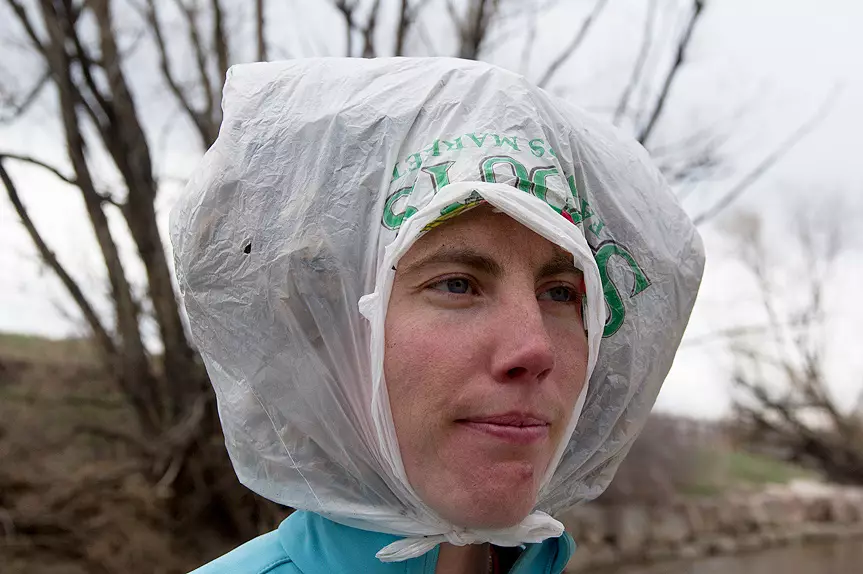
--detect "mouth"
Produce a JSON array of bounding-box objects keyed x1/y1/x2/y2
[{"x1": 456, "y1": 412, "x2": 551, "y2": 445}]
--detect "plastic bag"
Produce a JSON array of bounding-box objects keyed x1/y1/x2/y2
[{"x1": 170, "y1": 57, "x2": 705, "y2": 561}]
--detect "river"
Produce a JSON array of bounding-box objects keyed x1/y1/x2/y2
[{"x1": 588, "y1": 538, "x2": 863, "y2": 574}]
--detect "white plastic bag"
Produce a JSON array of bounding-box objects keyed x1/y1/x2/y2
[{"x1": 170, "y1": 57, "x2": 704, "y2": 561}]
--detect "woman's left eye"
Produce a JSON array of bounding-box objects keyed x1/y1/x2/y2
[
  {"x1": 538, "y1": 285, "x2": 579, "y2": 303},
  {"x1": 429, "y1": 277, "x2": 473, "y2": 295}
]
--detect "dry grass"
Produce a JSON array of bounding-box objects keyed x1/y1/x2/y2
[{"x1": 0, "y1": 333, "x2": 209, "y2": 573}]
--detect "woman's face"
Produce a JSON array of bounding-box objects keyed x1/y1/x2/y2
[{"x1": 384, "y1": 204, "x2": 590, "y2": 528}]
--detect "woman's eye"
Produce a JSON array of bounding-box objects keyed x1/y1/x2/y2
[
  {"x1": 538, "y1": 285, "x2": 579, "y2": 303},
  {"x1": 430, "y1": 277, "x2": 472, "y2": 295}
]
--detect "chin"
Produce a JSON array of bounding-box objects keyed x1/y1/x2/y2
[{"x1": 435, "y1": 482, "x2": 538, "y2": 529}]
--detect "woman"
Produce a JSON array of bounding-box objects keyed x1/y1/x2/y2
[{"x1": 171, "y1": 57, "x2": 704, "y2": 573}]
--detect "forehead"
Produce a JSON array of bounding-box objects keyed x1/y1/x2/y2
[{"x1": 399, "y1": 203, "x2": 575, "y2": 269}]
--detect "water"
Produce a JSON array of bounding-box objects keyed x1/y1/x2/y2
[{"x1": 589, "y1": 538, "x2": 863, "y2": 574}]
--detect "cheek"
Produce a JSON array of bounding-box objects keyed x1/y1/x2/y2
[
  {"x1": 550, "y1": 325, "x2": 590, "y2": 402},
  {"x1": 384, "y1": 308, "x2": 490, "y2": 441},
  {"x1": 385, "y1": 308, "x2": 486, "y2": 382}
]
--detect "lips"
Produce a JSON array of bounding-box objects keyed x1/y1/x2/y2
[{"x1": 457, "y1": 412, "x2": 551, "y2": 445}]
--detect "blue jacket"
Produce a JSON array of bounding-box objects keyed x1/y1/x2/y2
[{"x1": 191, "y1": 511, "x2": 575, "y2": 574}]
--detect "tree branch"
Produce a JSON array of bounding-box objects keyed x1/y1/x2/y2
[
  {"x1": 333, "y1": 0, "x2": 356, "y2": 57},
  {"x1": 613, "y1": 0, "x2": 656, "y2": 126},
  {"x1": 362, "y1": 0, "x2": 381, "y2": 58},
  {"x1": 395, "y1": 0, "x2": 410, "y2": 56},
  {"x1": 4, "y1": 0, "x2": 47, "y2": 55},
  {"x1": 256, "y1": 0, "x2": 267, "y2": 61},
  {"x1": 457, "y1": 0, "x2": 496, "y2": 61},
  {"x1": 0, "y1": 68, "x2": 51, "y2": 124},
  {"x1": 39, "y1": 0, "x2": 163, "y2": 434},
  {"x1": 693, "y1": 87, "x2": 840, "y2": 226},
  {"x1": 170, "y1": 0, "x2": 217, "y2": 134},
  {"x1": 536, "y1": 0, "x2": 609, "y2": 88},
  {"x1": 0, "y1": 159, "x2": 116, "y2": 360},
  {"x1": 57, "y1": 1, "x2": 113, "y2": 120},
  {"x1": 210, "y1": 0, "x2": 229, "y2": 84},
  {"x1": 446, "y1": 0, "x2": 462, "y2": 31},
  {"x1": 518, "y1": 7, "x2": 538, "y2": 75},
  {"x1": 0, "y1": 152, "x2": 76, "y2": 185},
  {"x1": 142, "y1": 0, "x2": 213, "y2": 148},
  {"x1": 636, "y1": 0, "x2": 704, "y2": 145}
]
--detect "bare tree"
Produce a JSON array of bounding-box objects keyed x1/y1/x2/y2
[
  {"x1": 0, "y1": 0, "x2": 848, "y2": 567},
  {"x1": 726, "y1": 210, "x2": 863, "y2": 483},
  {"x1": 1, "y1": 0, "x2": 279, "y2": 553}
]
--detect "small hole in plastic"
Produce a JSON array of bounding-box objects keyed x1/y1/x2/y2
[{"x1": 243, "y1": 243, "x2": 252, "y2": 254}]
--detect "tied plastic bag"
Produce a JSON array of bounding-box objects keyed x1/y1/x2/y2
[{"x1": 170, "y1": 57, "x2": 704, "y2": 561}]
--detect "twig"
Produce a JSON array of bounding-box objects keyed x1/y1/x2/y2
[
  {"x1": 171, "y1": 0, "x2": 216, "y2": 128},
  {"x1": 693, "y1": 87, "x2": 841, "y2": 226},
  {"x1": 3, "y1": 0, "x2": 47, "y2": 55},
  {"x1": 0, "y1": 152, "x2": 76, "y2": 184},
  {"x1": 0, "y1": 153, "x2": 123, "y2": 207},
  {"x1": 0, "y1": 68, "x2": 51, "y2": 124},
  {"x1": 58, "y1": 1, "x2": 113, "y2": 118},
  {"x1": 536, "y1": 0, "x2": 609, "y2": 88},
  {"x1": 613, "y1": 0, "x2": 656, "y2": 126},
  {"x1": 636, "y1": 0, "x2": 704, "y2": 144},
  {"x1": 0, "y1": 159, "x2": 116, "y2": 358},
  {"x1": 415, "y1": 17, "x2": 439, "y2": 55},
  {"x1": 142, "y1": 0, "x2": 212, "y2": 147},
  {"x1": 518, "y1": 7, "x2": 537, "y2": 75},
  {"x1": 446, "y1": 0, "x2": 462, "y2": 30}
]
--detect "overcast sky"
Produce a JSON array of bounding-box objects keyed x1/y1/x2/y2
[{"x1": 1, "y1": 0, "x2": 861, "y2": 418}]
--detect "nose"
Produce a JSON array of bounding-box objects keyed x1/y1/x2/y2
[{"x1": 489, "y1": 293, "x2": 556, "y2": 384}]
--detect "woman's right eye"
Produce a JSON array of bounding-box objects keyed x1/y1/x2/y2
[{"x1": 428, "y1": 277, "x2": 473, "y2": 295}]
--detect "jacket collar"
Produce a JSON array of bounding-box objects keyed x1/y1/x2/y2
[{"x1": 278, "y1": 511, "x2": 574, "y2": 574}]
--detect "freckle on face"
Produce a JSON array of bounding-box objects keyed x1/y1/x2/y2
[{"x1": 383, "y1": 204, "x2": 589, "y2": 528}]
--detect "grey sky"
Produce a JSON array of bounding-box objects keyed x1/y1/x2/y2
[{"x1": 1, "y1": 0, "x2": 860, "y2": 418}]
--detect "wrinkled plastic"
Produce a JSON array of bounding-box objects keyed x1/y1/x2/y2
[{"x1": 170, "y1": 58, "x2": 705, "y2": 561}]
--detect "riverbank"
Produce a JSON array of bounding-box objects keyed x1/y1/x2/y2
[
  {"x1": 587, "y1": 537, "x2": 863, "y2": 574},
  {"x1": 562, "y1": 481, "x2": 863, "y2": 571}
]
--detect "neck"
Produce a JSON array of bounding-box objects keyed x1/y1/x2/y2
[{"x1": 435, "y1": 542, "x2": 491, "y2": 574}]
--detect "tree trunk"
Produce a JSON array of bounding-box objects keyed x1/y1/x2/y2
[
  {"x1": 91, "y1": 0, "x2": 208, "y2": 421},
  {"x1": 39, "y1": 0, "x2": 163, "y2": 435}
]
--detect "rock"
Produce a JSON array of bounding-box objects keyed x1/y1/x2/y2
[
  {"x1": 781, "y1": 496, "x2": 807, "y2": 527},
  {"x1": 677, "y1": 543, "x2": 701, "y2": 560},
  {"x1": 742, "y1": 497, "x2": 770, "y2": 532},
  {"x1": 566, "y1": 542, "x2": 617, "y2": 571},
  {"x1": 695, "y1": 500, "x2": 722, "y2": 535},
  {"x1": 738, "y1": 533, "x2": 765, "y2": 552},
  {"x1": 848, "y1": 494, "x2": 863, "y2": 523},
  {"x1": 804, "y1": 496, "x2": 832, "y2": 522},
  {"x1": 649, "y1": 505, "x2": 692, "y2": 546},
  {"x1": 560, "y1": 505, "x2": 608, "y2": 546},
  {"x1": 716, "y1": 497, "x2": 746, "y2": 535},
  {"x1": 683, "y1": 502, "x2": 707, "y2": 535},
  {"x1": 708, "y1": 535, "x2": 739, "y2": 555},
  {"x1": 644, "y1": 543, "x2": 675, "y2": 563},
  {"x1": 829, "y1": 496, "x2": 857, "y2": 524},
  {"x1": 609, "y1": 505, "x2": 650, "y2": 558}
]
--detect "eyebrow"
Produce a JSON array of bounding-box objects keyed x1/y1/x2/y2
[
  {"x1": 397, "y1": 246, "x2": 582, "y2": 281},
  {"x1": 399, "y1": 247, "x2": 504, "y2": 278},
  {"x1": 535, "y1": 250, "x2": 582, "y2": 282}
]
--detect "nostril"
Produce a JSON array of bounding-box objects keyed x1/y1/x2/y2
[{"x1": 507, "y1": 366, "x2": 527, "y2": 379}]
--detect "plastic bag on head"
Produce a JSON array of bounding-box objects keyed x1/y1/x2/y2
[{"x1": 170, "y1": 57, "x2": 705, "y2": 560}]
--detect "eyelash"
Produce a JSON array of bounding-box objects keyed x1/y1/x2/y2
[{"x1": 426, "y1": 275, "x2": 583, "y2": 304}]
